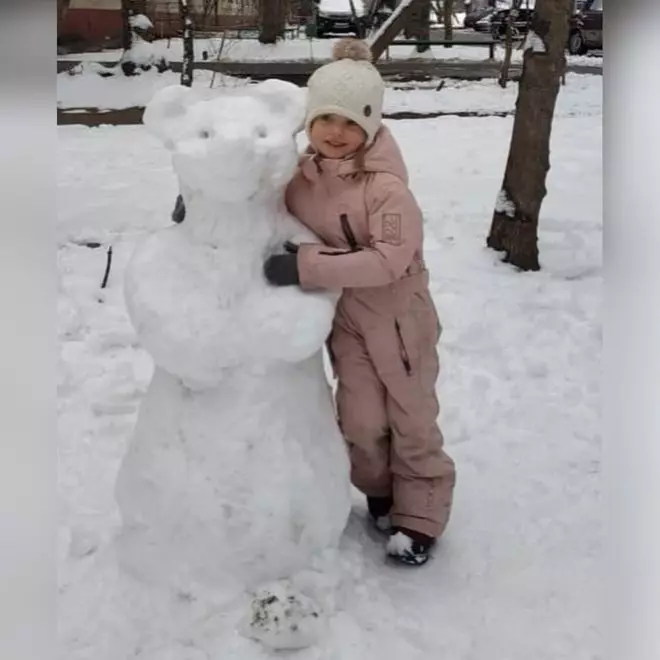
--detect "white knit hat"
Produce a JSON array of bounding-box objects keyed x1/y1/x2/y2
[{"x1": 305, "y1": 39, "x2": 385, "y2": 146}]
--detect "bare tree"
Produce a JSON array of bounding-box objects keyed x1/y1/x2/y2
[
  {"x1": 180, "y1": 0, "x2": 195, "y2": 87},
  {"x1": 258, "y1": 0, "x2": 287, "y2": 44},
  {"x1": 486, "y1": 0, "x2": 572, "y2": 271}
]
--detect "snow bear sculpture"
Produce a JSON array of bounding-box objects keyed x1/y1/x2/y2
[{"x1": 116, "y1": 80, "x2": 351, "y2": 648}]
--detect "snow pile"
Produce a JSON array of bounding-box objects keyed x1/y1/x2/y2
[
  {"x1": 58, "y1": 84, "x2": 602, "y2": 659},
  {"x1": 63, "y1": 15, "x2": 168, "y2": 79},
  {"x1": 120, "y1": 27, "x2": 169, "y2": 74},
  {"x1": 120, "y1": 35, "x2": 165, "y2": 71},
  {"x1": 524, "y1": 29, "x2": 547, "y2": 54},
  {"x1": 239, "y1": 582, "x2": 325, "y2": 650},
  {"x1": 129, "y1": 13, "x2": 153, "y2": 32},
  {"x1": 495, "y1": 188, "x2": 516, "y2": 217}
]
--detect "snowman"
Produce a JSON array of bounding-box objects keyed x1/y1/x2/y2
[{"x1": 115, "y1": 80, "x2": 352, "y2": 650}]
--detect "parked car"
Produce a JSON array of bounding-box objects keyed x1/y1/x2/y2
[
  {"x1": 472, "y1": 0, "x2": 518, "y2": 33},
  {"x1": 312, "y1": 0, "x2": 368, "y2": 38},
  {"x1": 489, "y1": 7, "x2": 536, "y2": 40},
  {"x1": 568, "y1": 0, "x2": 603, "y2": 54}
]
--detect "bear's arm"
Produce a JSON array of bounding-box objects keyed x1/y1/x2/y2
[
  {"x1": 239, "y1": 284, "x2": 337, "y2": 364},
  {"x1": 124, "y1": 233, "x2": 337, "y2": 385},
  {"x1": 123, "y1": 234, "x2": 244, "y2": 388}
]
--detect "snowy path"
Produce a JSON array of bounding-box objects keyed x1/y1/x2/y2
[{"x1": 58, "y1": 95, "x2": 601, "y2": 658}]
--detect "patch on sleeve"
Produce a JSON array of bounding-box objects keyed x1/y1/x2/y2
[{"x1": 381, "y1": 213, "x2": 402, "y2": 245}]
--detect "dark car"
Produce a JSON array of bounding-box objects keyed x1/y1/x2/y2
[
  {"x1": 489, "y1": 7, "x2": 535, "y2": 40},
  {"x1": 312, "y1": 0, "x2": 368, "y2": 38},
  {"x1": 568, "y1": 0, "x2": 603, "y2": 54}
]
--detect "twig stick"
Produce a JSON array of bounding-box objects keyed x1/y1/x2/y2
[{"x1": 101, "y1": 245, "x2": 113, "y2": 289}]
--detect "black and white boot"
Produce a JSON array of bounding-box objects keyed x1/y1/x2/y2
[
  {"x1": 367, "y1": 496, "x2": 393, "y2": 534},
  {"x1": 386, "y1": 528, "x2": 436, "y2": 566}
]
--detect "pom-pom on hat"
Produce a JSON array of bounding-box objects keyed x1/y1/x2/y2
[{"x1": 305, "y1": 38, "x2": 385, "y2": 146}]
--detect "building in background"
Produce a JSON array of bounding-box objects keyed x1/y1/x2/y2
[
  {"x1": 58, "y1": 0, "x2": 273, "y2": 49},
  {"x1": 59, "y1": 0, "x2": 123, "y2": 47}
]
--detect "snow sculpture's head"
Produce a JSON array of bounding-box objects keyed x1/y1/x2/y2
[{"x1": 143, "y1": 80, "x2": 306, "y2": 203}]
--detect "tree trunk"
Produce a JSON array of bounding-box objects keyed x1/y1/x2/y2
[
  {"x1": 499, "y1": 0, "x2": 523, "y2": 88},
  {"x1": 121, "y1": 0, "x2": 134, "y2": 51},
  {"x1": 258, "y1": 0, "x2": 287, "y2": 44},
  {"x1": 443, "y1": 0, "x2": 453, "y2": 43},
  {"x1": 404, "y1": 0, "x2": 431, "y2": 52},
  {"x1": 180, "y1": 0, "x2": 195, "y2": 87},
  {"x1": 486, "y1": 0, "x2": 572, "y2": 271},
  {"x1": 369, "y1": 0, "x2": 430, "y2": 61}
]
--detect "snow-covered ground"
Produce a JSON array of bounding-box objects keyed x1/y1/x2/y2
[
  {"x1": 58, "y1": 65, "x2": 602, "y2": 117},
  {"x1": 58, "y1": 34, "x2": 603, "y2": 68},
  {"x1": 58, "y1": 82, "x2": 602, "y2": 658}
]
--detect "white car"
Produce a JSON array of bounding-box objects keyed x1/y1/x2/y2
[{"x1": 313, "y1": 0, "x2": 368, "y2": 38}]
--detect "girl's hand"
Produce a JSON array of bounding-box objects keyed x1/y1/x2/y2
[{"x1": 264, "y1": 252, "x2": 300, "y2": 287}]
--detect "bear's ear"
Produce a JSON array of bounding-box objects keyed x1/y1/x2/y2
[
  {"x1": 143, "y1": 85, "x2": 195, "y2": 148},
  {"x1": 252, "y1": 79, "x2": 306, "y2": 135}
]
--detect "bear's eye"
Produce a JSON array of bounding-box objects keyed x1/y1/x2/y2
[
  {"x1": 199, "y1": 129, "x2": 212, "y2": 139},
  {"x1": 255, "y1": 126, "x2": 268, "y2": 139}
]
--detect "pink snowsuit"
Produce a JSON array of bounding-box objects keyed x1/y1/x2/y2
[{"x1": 286, "y1": 126, "x2": 456, "y2": 538}]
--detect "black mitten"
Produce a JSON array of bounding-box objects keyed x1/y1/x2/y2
[
  {"x1": 172, "y1": 194, "x2": 186, "y2": 224},
  {"x1": 263, "y1": 253, "x2": 300, "y2": 286}
]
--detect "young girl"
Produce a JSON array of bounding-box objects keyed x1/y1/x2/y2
[{"x1": 263, "y1": 39, "x2": 456, "y2": 566}]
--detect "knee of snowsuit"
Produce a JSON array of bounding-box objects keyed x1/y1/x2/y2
[{"x1": 329, "y1": 277, "x2": 456, "y2": 540}]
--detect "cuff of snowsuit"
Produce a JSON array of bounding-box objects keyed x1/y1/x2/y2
[
  {"x1": 297, "y1": 243, "x2": 329, "y2": 292},
  {"x1": 389, "y1": 513, "x2": 448, "y2": 540}
]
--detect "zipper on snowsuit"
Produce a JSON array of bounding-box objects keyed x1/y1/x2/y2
[
  {"x1": 320, "y1": 214, "x2": 364, "y2": 256},
  {"x1": 340, "y1": 214, "x2": 360, "y2": 252},
  {"x1": 394, "y1": 320, "x2": 413, "y2": 376}
]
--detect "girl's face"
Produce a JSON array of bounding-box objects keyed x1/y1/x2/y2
[{"x1": 309, "y1": 114, "x2": 367, "y2": 159}]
